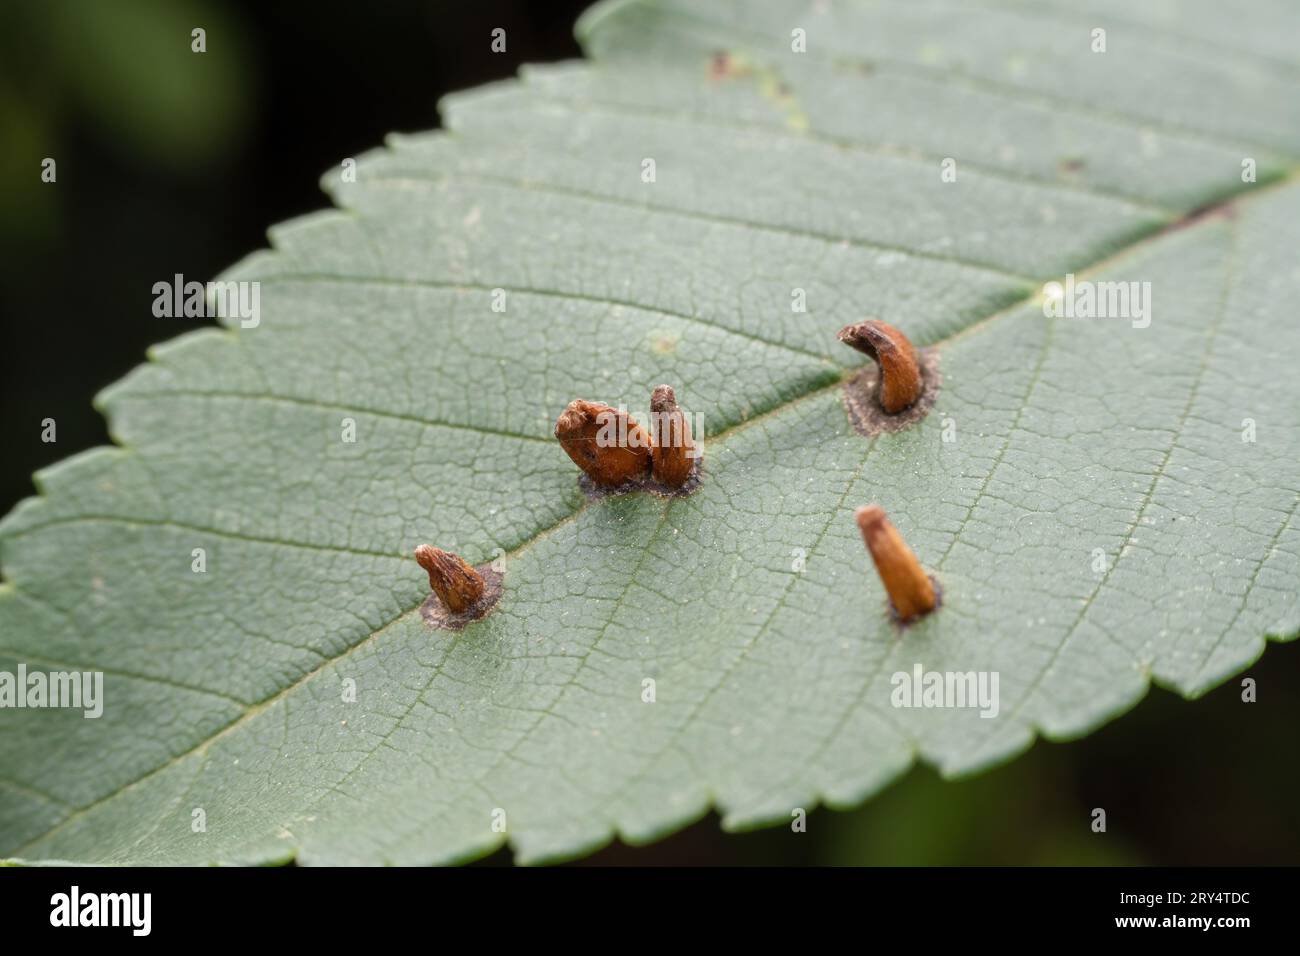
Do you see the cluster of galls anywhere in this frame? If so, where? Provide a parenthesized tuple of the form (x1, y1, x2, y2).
(419, 322, 941, 626)
(553, 383, 695, 489)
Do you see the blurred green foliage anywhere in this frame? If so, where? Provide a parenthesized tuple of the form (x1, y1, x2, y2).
(0, 0, 253, 244)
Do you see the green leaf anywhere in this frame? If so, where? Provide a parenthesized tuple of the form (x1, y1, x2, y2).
(2, 0, 1298, 865)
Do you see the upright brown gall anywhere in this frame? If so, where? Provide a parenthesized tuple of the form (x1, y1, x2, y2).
(838, 320, 924, 414)
(554, 399, 652, 486)
(648, 384, 695, 488)
(414, 544, 485, 614)
(854, 505, 938, 622)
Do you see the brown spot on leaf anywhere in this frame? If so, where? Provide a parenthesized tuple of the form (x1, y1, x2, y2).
(650, 333, 679, 355)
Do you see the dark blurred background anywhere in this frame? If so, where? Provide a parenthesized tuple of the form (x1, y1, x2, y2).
(1, 0, 1296, 866)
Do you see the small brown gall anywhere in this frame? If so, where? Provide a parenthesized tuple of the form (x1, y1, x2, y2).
(648, 384, 695, 488)
(554, 399, 652, 487)
(414, 544, 485, 614)
(837, 320, 923, 414)
(854, 505, 937, 623)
